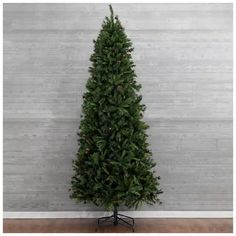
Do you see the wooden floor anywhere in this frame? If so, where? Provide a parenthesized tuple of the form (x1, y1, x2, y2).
(3, 218, 233, 233)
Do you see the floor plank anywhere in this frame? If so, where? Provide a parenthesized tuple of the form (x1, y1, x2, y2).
(3, 218, 233, 233)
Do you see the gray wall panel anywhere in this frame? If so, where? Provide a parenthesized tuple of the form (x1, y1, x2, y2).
(3, 3, 233, 212)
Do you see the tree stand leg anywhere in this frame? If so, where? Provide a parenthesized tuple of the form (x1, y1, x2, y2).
(97, 208, 135, 232)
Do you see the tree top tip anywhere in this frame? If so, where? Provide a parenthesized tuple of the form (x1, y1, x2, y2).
(109, 4, 114, 17)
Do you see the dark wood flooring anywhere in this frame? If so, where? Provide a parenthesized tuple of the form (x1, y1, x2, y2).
(3, 218, 233, 233)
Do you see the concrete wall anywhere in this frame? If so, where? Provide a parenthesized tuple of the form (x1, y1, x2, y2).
(3, 3, 233, 212)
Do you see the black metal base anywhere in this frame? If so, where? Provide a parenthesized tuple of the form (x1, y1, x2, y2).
(97, 210, 135, 232)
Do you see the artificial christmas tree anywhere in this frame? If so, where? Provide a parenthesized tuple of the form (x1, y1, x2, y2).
(70, 5, 162, 230)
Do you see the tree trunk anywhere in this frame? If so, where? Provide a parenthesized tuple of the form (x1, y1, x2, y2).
(113, 207, 118, 225)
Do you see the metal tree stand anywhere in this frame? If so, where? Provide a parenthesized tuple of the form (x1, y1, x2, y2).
(97, 208, 135, 232)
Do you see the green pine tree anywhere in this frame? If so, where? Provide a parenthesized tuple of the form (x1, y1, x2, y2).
(70, 5, 162, 212)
